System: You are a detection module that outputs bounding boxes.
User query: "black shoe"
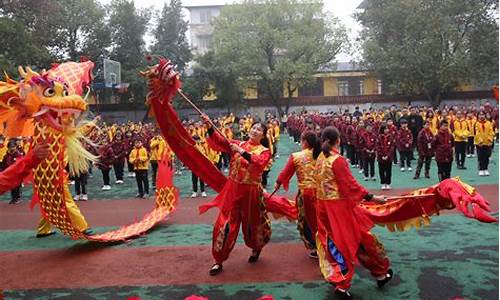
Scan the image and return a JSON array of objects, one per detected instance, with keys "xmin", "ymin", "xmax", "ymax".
[
  {"xmin": 209, "ymin": 263, "xmax": 223, "ymax": 276},
  {"xmin": 309, "ymin": 250, "xmax": 318, "ymax": 259},
  {"xmin": 413, "ymin": 175, "xmax": 419, "ymax": 180},
  {"xmin": 425, "ymin": 173, "xmax": 430, "ymax": 178},
  {"xmin": 248, "ymin": 250, "xmax": 261, "ymax": 263},
  {"xmin": 36, "ymin": 231, "xmax": 56, "ymax": 238},
  {"xmin": 334, "ymin": 289, "xmax": 353, "ymax": 300},
  {"xmin": 377, "ymin": 268, "xmax": 394, "ymax": 288},
  {"xmin": 9, "ymin": 198, "xmax": 21, "ymax": 204},
  {"xmin": 82, "ymin": 228, "xmax": 94, "ymax": 236},
  {"xmin": 461, "ymin": 166, "xmax": 467, "ymax": 170}
]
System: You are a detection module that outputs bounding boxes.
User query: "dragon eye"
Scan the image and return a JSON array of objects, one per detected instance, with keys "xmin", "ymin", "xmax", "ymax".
[
  {"xmin": 43, "ymin": 88, "xmax": 56, "ymax": 97},
  {"xmin": 62, "ymin": 89, "xmax": 69, "ymax": 96}
]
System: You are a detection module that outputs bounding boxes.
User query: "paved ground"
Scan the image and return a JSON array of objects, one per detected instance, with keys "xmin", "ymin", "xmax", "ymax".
[{"xmin": 0, "ymin": 135, "xmax": 498, "ymax": 300}]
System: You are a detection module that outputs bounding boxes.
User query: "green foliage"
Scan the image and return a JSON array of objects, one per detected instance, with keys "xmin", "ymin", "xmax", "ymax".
[
  {"xmin": 211, "ymin": 0, "xmax": 347, "ymax": 115},
  {"xmin": 186, "ymin": 50, "xmax": 243, "ymax": 112},
  {"xmin": 107, "ymin": 0, "xmax": 150, "ymax": 103},
  {"xmin": 151, "ymin": 0, "xmax": 192, "ymax": 73},
  {"xmin": 356, "ymin": 0, "xmax": 499, "ymax": 106}
]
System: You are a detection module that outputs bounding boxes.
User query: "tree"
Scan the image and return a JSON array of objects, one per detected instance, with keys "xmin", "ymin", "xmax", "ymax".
[
  {"xmin": 188, "ymin": 51, "xmax": 244, "ymax": 113},
  {"xmin": 107, "ymin": 0, "xmax": 150, "ymax": 103},
  {"xmin": 56, "ymin": 0, "xmax": 111, "ymax": 61},
  {"xmin": 211, "ymin": 0, "xmax": 347, "ymax": 115},
  {"xmin": 356, "ymin": 0, "xmax": 499, "ymax": 106},
  {"xmin": 151, "ymin": 0, "xmax": 192, "ymax": 73}
]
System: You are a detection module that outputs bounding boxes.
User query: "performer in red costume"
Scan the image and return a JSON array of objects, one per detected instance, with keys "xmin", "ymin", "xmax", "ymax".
[
  {"xmin": 200, "ymin": 115, "xmax": 272, "ymax": 276},
  {"xmin": 0, "ymin": 144, "xmax": 49, "ymax": 194},
  {"xmin": 315, "ymin": 127, "xmax": 393, "ymax": 300},
  {"xmin": 275, "ymin": 131, "xmax": 321, "ymax": 258}
]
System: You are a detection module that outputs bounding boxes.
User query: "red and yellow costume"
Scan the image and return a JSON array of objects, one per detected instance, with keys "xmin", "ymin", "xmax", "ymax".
[
  {"xmin": 0, "ymin": 150, "xmax": 40, "ymax": 193},
  {"xmin": 200, "ymin": 129, "xmax": 272, "ymax": 264},
  {"xmin": 277, "ymin": 148, "xmax": 317, "ymax": 251},
  {"xmin": 315, "ymin": 148, "xmax": 390, "ymax": 290}
]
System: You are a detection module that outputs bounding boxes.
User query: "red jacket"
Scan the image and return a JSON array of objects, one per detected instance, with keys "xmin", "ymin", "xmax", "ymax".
[
  {"xmin": 97, "ymin": 144, "xmax": 115, "ymax": 170},
  {"xmin": 376, "ymin": 133, "xmax": 395, "ymax": 162},
  {"xmin": 397, "ymin": 128, "xmax": 414, "ymax": 151},
  {"xmin": 354, "ymin": 127, "xmax": 366, "ymax": 150},
  {"xmin": 433, "ymin": 129, "xmax": 454, "ymax": 163},
  {"xmin": 417, "ymin": 127, "xmax": 434, "ymax": 157},
  {"xmin": 360, "ymin": 130, "xmax": 377, "ymax": 159}
]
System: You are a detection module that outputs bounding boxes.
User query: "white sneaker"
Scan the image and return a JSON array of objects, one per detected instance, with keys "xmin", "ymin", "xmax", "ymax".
[
  {"xmin": 386, "ymin": 185, "xmax": 392, "ymax": 190},
  {"xmin": 70, "ymin": 180, "xmax": 75, "ymax": 185},
  {"xmin": 116, "ymin": 180, "xmax": 124, "ymax": 184},
  {"xmin": 364, "ymin": 177, "xmax": 369, "ymax": 181},
  {"xmin": 407, "ymin": 167, "xmax": 412, "ymax": 171},
  {"xmin": 224, "ymin": 168, "xmax": 229, "ymax": 173},
  {"xmin": 201, "ymin": 192, "xmax": 208, "ymax": 198},
  {"xmin": 479, "ymin": 170, "xmax": 484, "ymax": 176},
  {"xmin": 400, "ymin": 168, "xmax": 405, "ymax": 171},
  {"xmin": 371, "ymin": 177, "xmax": 377, "ymax": 181},
  {"xmin": 359, "ymin": 169, "xmax": 364, "ymax": 174},
  {"xmin": 276, "ymin": 154, "xmax": 280, "ymax": 159},
  {"xmin": 466, "ymin": 154, "xmax": 471, "ymax": 158},
  {"xmin": 80, "ymin": 194, "xmax": 88, "ymax": 201},
  {"xmin": 104, "ymin": 185, "xmax": 111, "ymax": 190},
  {"xmin": 471, "ymin": 154, "xmax": 476, "ymax": 157},
  {"xmin": 381, "ymin": 184, "xmax": 386, "ymax": 190},
  {"xmin": 101, "ymin": 186, "xmax": 107, "ymax": 190},
  {"xmin": 191, "ymin": 192, "xmax": 197, "ymax": 198},
  {"xmin": 74, "ymin": 194, "xmax": 80, "ymax": 201},
  {"xmin": 485, "ymin": 170, "xmax": 490, "ymax": 176}
]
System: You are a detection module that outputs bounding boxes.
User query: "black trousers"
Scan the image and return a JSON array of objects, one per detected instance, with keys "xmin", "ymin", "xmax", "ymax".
[
  {"xmin": 399, "ymin": 150, "xmax": 412, "ymax": 168},
  {"xmin": 127, "ymin": 160, "xmax": 134, "ymax": 172},
  {"xmin": 363, "ymin": 157, "xmax": 375, "ymax": 178},
  {"xmin": 262, "ymin": 170, "xmax": 270, "ymax": 187},
  {"xmin": 346, "ymin": 144, "xmax": 357, "ymax": 165},
  {"xmin": 273, "ymin": 142, "xmax": 278, "ymax": 156},
  {"xmin": 357, "ymin": 151, "xmax": 364, "ymax": 170},
  {"xmin": 101, "ymin": 168, "xmax": 110, "ymax": 185},
  {"xmin": 467, "ymin": 137, "xmax": 475, "ymax": 155},
  {"xmin": 415, "ymin": 156, "xmax": 432, "ymax": 177},
  {"xmin": 378, "ymin": 161, "xmax": 392, "ymax": 185},
  {"xmin": 75, "ymin": 173, "xmax": 88, "ymax": 195},
  {"xmin": 477, "ymin": 145, "xmax": 492, "ymax": 170},
  {"xmin": 135, "ymin": 170, "xmax": 149, "ymax": 196},
  {"xmin": 393, "ymin": 150, "xmax": 398, "ymax": 164},
  {"xmin": 454, "ymin": 141, "xmax": 466, "ymax": 167},
  {"xmin": 222, "ymin": 153, "xmax": 230, "ymax": 168},
  {"xmin": 151, "ymin": 160, "xmax": 158, "ymax": 187},
  {"xmin": 437, "ymin": 162, "xmax": 452, "ymax": 181},
  {"xmin": 191, "ymin": 172, "xmax": 205, "ymax": 192},
  {"xmin": 10, "ymin": 185, "xmax": 21, "ymax": 200},
  {"xmin": 113, "ymin": 160, "xmax": 124, "ymax": 181}
]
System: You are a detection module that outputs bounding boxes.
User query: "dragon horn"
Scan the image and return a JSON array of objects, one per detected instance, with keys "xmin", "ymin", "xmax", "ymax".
[{"xmin": 18, "ymin": 66, "xmax": 27, "ymax": 78}]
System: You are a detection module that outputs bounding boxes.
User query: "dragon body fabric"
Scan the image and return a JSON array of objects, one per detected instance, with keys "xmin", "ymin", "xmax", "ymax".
[
  {"xmin": 0, "ymin": 62, "xmax": 178, "ymax": 242},
  {"xmin": 142, "ymin": 58, "xmax": 496, "ymax": 231}
]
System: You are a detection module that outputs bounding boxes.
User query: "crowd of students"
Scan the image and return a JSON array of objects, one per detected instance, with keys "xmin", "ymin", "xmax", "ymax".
[
  {"xmin": 287, "ymin": 102, "xmax": 498, "ymax": 189},
  {"xmin": 0, "ymin": 101, "xmax": 496, "ymax": 204}
]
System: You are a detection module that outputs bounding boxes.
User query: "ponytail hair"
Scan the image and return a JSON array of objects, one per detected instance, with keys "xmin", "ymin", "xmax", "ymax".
[
  {"xmin": 321, "ymin": 126, "xmax": 340, "ymax": 157},
  {"xmin": 301, "ymin": 130, "xmax": 321, "ymax": 159}
]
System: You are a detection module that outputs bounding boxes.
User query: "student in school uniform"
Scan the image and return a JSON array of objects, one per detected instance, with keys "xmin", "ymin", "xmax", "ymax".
[{"xmin": 129, "ymin": 139, "xmax": 150, "ymax": 198}]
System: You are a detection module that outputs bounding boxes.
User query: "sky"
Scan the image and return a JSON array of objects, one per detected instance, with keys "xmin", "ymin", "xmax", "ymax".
[{"xmin": 99, "ymin": 0, "xmax": 364, "ymax": 61}]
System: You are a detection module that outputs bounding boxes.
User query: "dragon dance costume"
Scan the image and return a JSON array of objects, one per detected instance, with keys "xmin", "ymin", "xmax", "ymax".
[
  {"xmin": 200, "ymin": 128, "xmax": 272, "ymax": 264},
  {"xmin": 315, "ymin": 148, "xmax": 390, "ymax": 291},
  {"xmin": 277, "ymin": 148, "xmax": 317, "ymax": 252}
]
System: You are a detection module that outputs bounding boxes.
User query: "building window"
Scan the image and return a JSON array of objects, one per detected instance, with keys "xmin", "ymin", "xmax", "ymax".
[
  {"xmin": 299, "ymin": 78, "xmax": 324, "ymax": 97},
  {"xmin": 359, "ymin": 80, "xmax": 364, "ymax": 95},
  {"xmin": 377, "ymin": 80, "xmax": 382, "ymax": 94},
  {"xmin": 199, "ymin": 10, "xmax": 212, "ymax": 24},
  {"xmin": 337, "ymin": 80, "xmax": 349, "ymax": 96},
  {"xmin": 197, "ymin": 35, "xmax": 212, "ymax": 51}
]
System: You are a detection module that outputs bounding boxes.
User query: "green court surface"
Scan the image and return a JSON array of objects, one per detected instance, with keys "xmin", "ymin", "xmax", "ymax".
[{"xmin": 0, "ymin": 135, "xmax": 498, "ymax": 300}]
